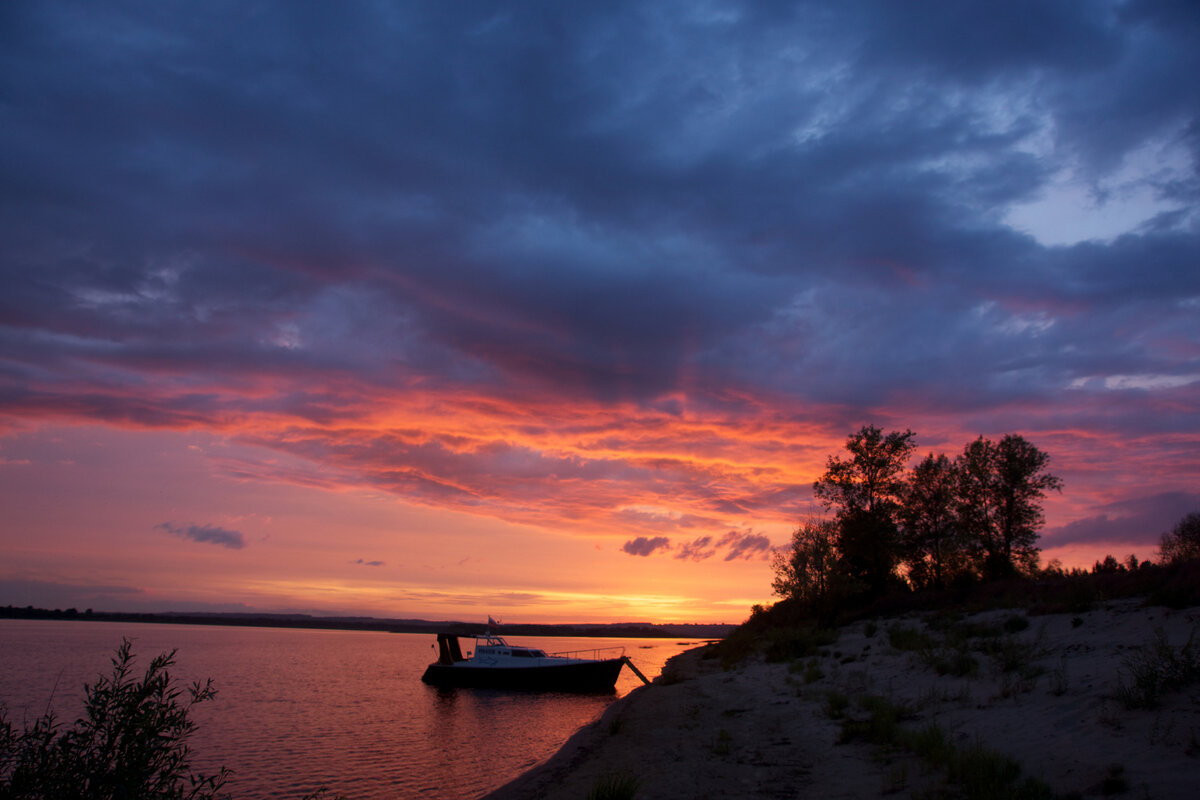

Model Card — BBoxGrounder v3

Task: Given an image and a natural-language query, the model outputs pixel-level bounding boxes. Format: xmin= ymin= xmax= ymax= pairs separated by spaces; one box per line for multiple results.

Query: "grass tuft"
xmin=887 ymin=625 xmax=936 ymax=652
xmin=586 ymin=771 xmax=641 ymax=800
xmin=1098 ymin=764 xmax=1128 ymax=795
xmin=764 ymin=626 xmax=839 ymax=663
xmin=1114 ymin=626 xmax=1200 ymax=709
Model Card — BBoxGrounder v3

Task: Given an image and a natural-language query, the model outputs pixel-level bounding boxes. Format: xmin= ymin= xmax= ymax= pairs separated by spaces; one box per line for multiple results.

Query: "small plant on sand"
xmin=824 ymin=690 xmax=850 ymax=719
xmin=927 ymin=644 xmax=979 ymax=678
xmin=1049 ymin=655 xmax=1069 ymax=696
xmin=982 ymin=634 xmax=1043 ymax=675
xmin=837 ymin=695 xmax=913 ymax=745
xmin=764 ymin=626 xmax=838 ymax=663
xmin=1098 ymin=763 xmax=1128 ymax=795
xmin=907 ymin=723 xmax=1056 ymax=800
xmin=887 ymin=624 xmax=935 ymax=653
xmin=883 ymin=762 xmax=909 ymax=793
xmin=1115 ymin=626 xmax=1200 ymax=709
xmin=586 ymin=771 xmax=641 ymax=800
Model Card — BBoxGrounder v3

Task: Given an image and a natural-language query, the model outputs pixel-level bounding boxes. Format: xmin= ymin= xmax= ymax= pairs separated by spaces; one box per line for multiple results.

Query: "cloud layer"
xmin=1 ymin=1 xmax=1197 ymax=586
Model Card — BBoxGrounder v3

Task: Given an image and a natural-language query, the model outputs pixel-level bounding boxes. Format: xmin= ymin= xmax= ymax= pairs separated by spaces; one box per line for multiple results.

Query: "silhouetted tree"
xmin=770 ymin=519 xmax=839 ymax=604
xmin=956 ymin=434 xmax=1062 ymax=578
xmin=899 ymin=453 xmax=963 ymax=589
xmin=1158 ymin=510 xmax=1200 ymax=564
xmin=814 ymin=425 xmax=916 ymax=594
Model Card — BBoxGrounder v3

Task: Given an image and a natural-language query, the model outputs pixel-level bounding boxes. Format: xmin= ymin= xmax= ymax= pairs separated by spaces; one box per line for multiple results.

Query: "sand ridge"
xmin=483 ymin=599 xmax=1199 ymax=799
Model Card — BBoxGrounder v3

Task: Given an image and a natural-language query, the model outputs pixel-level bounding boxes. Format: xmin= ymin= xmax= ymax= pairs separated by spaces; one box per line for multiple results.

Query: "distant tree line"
xmin=772 ymin=426 xmax=1200 ymax=613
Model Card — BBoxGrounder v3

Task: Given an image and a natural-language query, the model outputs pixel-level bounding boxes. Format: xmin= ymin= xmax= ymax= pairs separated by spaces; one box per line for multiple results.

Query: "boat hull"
xmin=421 ymin=657 xmax=625 ymax=692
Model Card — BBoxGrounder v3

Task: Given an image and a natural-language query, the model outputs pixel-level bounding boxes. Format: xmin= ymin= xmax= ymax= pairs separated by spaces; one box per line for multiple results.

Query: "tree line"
xmin=773 ymin=426 xmax=1200 ymax=612
xmin=772 ymin=425 xmax=1064 ymax=605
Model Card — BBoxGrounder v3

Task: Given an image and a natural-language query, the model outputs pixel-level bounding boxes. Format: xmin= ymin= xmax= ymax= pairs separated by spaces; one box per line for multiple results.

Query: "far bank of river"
xmin=0 ymin=604 xmax=733 ymax=639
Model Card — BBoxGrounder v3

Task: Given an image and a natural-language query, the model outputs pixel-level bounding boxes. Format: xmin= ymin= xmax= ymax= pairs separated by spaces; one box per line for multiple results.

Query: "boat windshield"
xmin=475 ymin=635 xmax=508 ymax=647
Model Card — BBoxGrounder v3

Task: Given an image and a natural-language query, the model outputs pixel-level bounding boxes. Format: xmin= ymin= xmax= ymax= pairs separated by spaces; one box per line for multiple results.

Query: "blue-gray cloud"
xmin=0 ymin=0 xmax=1197 ymax=538
xmin=633 ymin=530 xmax=773 ymax=561
xmin=718 ymin=531 xmax=773 ymax=562
xmin=354 ymin=558 xmax=385 ymax=567
xmin=1044 ymin=491 xmax=1200 ymax=550
xmin=156 ymin=522 xmax=246 ymax=550
xmin=622 ymin=536 xmax=671 ymax=557
xmin=2 ymin=1 xmax=1196 ymax=416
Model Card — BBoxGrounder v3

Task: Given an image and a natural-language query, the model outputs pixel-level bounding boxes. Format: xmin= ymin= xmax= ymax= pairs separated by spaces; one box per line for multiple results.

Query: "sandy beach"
xmin=484 ymin=599 xmax=1199 ymax=799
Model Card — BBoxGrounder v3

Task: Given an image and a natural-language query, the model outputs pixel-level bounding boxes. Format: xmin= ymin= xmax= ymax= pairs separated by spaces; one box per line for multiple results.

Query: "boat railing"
xmin=546 ymin=645 xmax=626 ymax=660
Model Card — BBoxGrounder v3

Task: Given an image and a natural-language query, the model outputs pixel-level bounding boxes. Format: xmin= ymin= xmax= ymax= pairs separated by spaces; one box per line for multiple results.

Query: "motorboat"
xmin=420 ymin=632 xmax=644 ymax=692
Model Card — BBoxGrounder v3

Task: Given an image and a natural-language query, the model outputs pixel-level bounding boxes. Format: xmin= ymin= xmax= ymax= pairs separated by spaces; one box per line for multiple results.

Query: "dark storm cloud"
xmin=0 ymin=1 xmax=1197 ymax=522
xmin=156 ymin=522 xmax=246 ymax=550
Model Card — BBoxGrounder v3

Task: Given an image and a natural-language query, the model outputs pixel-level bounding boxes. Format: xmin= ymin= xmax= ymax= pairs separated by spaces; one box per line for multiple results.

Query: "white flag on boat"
xmin=487 ymin=615 xmax=501 ymax=627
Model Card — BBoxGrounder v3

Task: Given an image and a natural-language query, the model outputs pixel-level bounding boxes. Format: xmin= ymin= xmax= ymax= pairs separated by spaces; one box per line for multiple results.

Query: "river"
xmin=0 ymin=619 xmax=701 ymax=799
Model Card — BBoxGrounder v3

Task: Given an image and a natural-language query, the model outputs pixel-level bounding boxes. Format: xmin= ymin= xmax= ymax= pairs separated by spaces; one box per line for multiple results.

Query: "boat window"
xmin=511 ymin=649 xmax=532 ymax=658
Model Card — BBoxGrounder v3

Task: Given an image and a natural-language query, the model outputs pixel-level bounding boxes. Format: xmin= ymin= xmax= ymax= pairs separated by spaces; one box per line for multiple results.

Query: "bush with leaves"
xmin=0 ymin=639 xmax=229 ymax=800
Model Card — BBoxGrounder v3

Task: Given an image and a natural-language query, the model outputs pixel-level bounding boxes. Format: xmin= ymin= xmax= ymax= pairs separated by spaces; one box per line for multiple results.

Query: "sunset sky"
xmin=2 ymin=1 xmax=1198 ymax=624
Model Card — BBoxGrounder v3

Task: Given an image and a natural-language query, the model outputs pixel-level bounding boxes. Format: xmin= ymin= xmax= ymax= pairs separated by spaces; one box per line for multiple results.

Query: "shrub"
xmin=837 ymin=695 xmax=913 ymax=745
xmin=0 ymin=639 xmax=229 ymax=800
xmin=1115 ymin=626 xmax=1200 ymax=709
xmin=763 ymin=626 xmax=838 ymax=663
xmin=824 ymin=690 xmax=850 ymax=719
xmin=586 ymin=771 xmax=641 ymax=800
xmin=929 ymin=647 xmax=979 ymax=677
xmin=887 ymin=625 xmax=935 ymax=652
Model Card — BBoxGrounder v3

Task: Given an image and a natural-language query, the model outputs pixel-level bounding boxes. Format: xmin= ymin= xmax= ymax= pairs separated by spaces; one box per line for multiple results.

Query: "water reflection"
xmin=0 ymin=621 xmax=700 ymax=800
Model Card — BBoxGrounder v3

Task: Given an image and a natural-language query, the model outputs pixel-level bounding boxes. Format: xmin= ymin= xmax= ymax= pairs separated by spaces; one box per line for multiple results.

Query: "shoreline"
xmin=0 ymin=606 xmax=732 ymax=640
xmin=483 ymin=599 xmax=1199 ymax=799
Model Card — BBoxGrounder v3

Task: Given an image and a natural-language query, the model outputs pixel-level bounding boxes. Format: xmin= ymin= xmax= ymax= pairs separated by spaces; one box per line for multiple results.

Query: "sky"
xmin=1 ymin=1 xmax=1198 ymax=624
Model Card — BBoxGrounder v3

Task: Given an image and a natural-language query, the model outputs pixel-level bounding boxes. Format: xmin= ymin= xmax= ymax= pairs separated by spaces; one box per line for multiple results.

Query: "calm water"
xmin=0 ymin=620 xmax=700 ymax=799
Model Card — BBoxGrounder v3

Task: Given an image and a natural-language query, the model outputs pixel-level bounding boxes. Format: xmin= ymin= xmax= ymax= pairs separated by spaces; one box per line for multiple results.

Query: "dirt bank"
xmin=483 ymin=599 xmax=1199 ymax=799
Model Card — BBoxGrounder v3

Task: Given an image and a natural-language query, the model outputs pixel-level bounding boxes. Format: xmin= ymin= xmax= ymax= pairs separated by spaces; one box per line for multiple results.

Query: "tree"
xmin=814 ymin=425 xmax=916 ymax=594
xmin=770 ymin=519 xmax=839 ymax=604
xmin=1158 ymin=511 xmax=1200 ymax=564
xmin=0 ymin=639 xmax=229 ymax=800
xmin=898 ymin=453 xmax=962 ymax=589
xmin=956 ymin=434 xmax=1062 ymax=578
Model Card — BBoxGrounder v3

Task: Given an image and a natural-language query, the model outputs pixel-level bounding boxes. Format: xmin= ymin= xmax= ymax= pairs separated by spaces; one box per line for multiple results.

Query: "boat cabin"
xmin=432 ymin=632 xmax=549 ymax=665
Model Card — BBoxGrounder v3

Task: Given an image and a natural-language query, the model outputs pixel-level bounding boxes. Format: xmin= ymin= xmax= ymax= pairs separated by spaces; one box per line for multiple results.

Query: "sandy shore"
xmin=483 ymin=599 xmax=1199 ymax=799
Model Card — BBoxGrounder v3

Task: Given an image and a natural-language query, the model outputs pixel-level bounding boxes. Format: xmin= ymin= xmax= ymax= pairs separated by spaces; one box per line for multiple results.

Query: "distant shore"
xmin=484 ymin=598 xmax=1199 ymax=799
xmin=0 ymin=605 xmax=734 ymax=639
